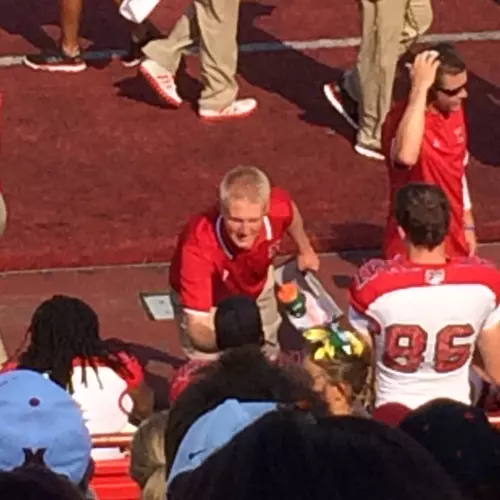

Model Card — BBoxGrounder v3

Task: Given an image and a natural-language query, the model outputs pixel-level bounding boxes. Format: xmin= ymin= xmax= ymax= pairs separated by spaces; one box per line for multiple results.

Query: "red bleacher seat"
xmin=90 ymin=434 xmax=141 ymax=500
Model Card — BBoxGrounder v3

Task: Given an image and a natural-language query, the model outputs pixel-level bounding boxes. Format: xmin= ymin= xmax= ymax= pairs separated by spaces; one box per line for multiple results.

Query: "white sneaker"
xmin=323 ymin=82 xmax=359 ymax=130
xmin=198 ymin=98 xmax=258 ymax=121
xmin=139 ymin=59 xmax=182 ymax=107
xmin=354 ymin=142 xmax=386 ymax=161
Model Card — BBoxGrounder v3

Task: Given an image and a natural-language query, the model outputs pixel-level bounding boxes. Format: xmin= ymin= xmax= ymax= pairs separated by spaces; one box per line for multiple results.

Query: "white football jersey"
xmin=348 ymin=255 xmax=500 ymax=409
xmin=71 ymin=365 xmax=136 ymax=460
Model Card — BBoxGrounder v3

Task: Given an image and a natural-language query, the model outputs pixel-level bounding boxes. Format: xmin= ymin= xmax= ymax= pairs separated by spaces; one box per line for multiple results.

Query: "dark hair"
xmin=0 ymin=466 xmax=85 ymax=500
xmin=166 ymin=346 xmax=327 ymax=471
xmin=394 ymin=182 xmax=450 ymax=249
xmin=169 ymin=411 xmax=465 ymax=500
xmin=16 ymin=295 xmax=129 ymax=392
xmin=431 ymin=42 xmax=466 ymax=87
xmin=399 ymin=398 xmax=500 ymax=500
xmin=214 ymin=295 xmax=264 ymax=350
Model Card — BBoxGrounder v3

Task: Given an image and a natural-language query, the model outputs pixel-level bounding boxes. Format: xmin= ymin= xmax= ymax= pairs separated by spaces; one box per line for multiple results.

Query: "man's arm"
xmin=392 ymin=85 xmax=428 ymax=167
xmin=175 ymin=238 xmax=218 ymax=354
xmin=287 ymin=202 xmax=319 ymax=271
xmin=462 ymin=174 xmax=477 ymax=255
xmin=185 ymin=312 xmax=218 ymax=353
xmin=392 ymin=51 xmax=441 ymax=167
xmin=477 ymin=321 xmax=500 ymax=384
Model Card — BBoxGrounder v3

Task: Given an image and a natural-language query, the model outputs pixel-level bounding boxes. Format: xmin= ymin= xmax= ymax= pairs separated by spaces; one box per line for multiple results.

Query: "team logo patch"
xmin=425 ymin=269 xmax=445 ymax=285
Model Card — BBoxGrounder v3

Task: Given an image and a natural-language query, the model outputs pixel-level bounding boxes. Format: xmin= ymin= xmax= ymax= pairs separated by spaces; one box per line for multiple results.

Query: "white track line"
xmin=0 ymin=29 xmax=499 ymax=68
xmin=2 ymin=241 xmax=500 ymax=277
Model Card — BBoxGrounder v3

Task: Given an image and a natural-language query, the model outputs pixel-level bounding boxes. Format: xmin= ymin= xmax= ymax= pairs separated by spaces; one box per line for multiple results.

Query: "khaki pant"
xmin=344 ymin=0 xmax=433 ymax=149
xmin=0 ymin=339 xmax=7 ymax=366
xmin=0 ymin=193 xmax=7 ymax=366
xmin=142 ymin=0 xmax=240 ymax=111
xmin=170 ymin=267 xmax=282 ymax=360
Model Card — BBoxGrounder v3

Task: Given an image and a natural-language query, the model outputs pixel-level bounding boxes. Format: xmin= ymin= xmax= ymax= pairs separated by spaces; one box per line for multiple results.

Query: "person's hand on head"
xmin=407 ymin=50 xmax=441 ymax=91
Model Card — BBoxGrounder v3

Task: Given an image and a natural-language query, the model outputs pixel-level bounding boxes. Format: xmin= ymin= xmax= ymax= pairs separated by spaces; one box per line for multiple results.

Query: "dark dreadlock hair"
xmin=16 ymin=295 xmax=129 ymax=393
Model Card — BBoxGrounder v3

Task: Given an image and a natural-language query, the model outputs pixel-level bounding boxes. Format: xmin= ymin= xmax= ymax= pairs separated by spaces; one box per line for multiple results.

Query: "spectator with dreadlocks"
xmin=1 ymin=295 xmax=154 ymax=459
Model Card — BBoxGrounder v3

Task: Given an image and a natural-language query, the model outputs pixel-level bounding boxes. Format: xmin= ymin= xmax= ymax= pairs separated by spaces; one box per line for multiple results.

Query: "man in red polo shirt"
xmin=382 ymin=43 xmax=475 ymax=259
xmin=169 ymin=166 xmax=319 ymax=359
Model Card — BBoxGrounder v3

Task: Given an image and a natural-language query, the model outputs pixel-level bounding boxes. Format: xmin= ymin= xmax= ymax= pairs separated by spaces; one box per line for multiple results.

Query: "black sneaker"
xmin=323 ymin=76 xmax=359 ymax=129
xmin=121 ymin=33 xmax=156 ymax=68
xmin=121 ymin=39 xmax=143 ymax=68
xmin=23 ymin=49 xmax=86 ymax=73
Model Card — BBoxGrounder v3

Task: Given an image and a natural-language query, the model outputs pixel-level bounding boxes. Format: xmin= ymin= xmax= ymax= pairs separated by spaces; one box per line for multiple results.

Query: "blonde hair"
xmin=130 ymin=411 xmax=169 ymax=500
xmin=307 ymin=342 xmax=374 ymax=410
xmin=219 ymin=166 xmax=271 ymax=212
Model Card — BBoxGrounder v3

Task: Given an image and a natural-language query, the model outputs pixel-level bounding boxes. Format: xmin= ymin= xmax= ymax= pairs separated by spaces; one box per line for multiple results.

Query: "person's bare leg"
xmin=60 ymin=0 xmax=83 ymax=55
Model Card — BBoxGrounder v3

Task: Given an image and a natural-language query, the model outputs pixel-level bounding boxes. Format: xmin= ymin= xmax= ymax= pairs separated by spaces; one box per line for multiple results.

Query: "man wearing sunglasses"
xmin=381 ymin=43 xmax=474 ymax=259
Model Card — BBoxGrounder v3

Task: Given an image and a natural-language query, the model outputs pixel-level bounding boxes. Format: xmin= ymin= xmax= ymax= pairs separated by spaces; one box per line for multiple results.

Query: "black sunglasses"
xmin=435 ymin=83 xmax=467 ymax=97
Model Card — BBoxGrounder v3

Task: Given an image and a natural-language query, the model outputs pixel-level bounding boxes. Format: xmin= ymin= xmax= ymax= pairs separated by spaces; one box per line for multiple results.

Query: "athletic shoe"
xmin=198 ymin=98 xmax=258 ymax=122
xmin=139 ymin=58 xmax=182 ymax=107
xmin=354 ymin=142 xmax=385 ymax=161
xmin=121 ymin=40 xmax=143 ymax=68
xmin=121 ymin=34 xmax=155 ymax=68
xmin=323 ymin=80 xmax=359 ymax=129
xmin=23 ymin=50 xmax=87 ymax=73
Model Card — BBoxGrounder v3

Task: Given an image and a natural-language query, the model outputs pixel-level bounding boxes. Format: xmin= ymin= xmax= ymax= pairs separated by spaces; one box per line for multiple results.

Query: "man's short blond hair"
xmin=219 ymin=166 xmax=271 ymax=211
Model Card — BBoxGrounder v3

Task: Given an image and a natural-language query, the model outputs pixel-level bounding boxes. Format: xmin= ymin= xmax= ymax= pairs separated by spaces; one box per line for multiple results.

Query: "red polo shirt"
xmin=382 ymin=101 xmax=469 ymax=259
xmin=169 ymin=188 xmax=294 ymax=314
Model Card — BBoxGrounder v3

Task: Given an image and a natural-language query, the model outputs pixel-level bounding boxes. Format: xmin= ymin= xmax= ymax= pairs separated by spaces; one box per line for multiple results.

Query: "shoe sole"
xmin=198 ymin=105 xmax=257 ymax=122
xmin=121 ymin=58 xmax=142 ymax=68
xmin=139 ymin=65 xmax=182 ymax=108
xmin=323 ymin=84 xmax=359 ymax=130
xmin=354 ymin=143 xmax=385 ymax=161
xmin=23 ymin=56 xmax=86 ymax=73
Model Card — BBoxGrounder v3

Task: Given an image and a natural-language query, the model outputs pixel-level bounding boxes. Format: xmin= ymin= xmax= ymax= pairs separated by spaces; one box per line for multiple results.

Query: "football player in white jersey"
xmin=348 ymin=182 xmax=500 ymax=409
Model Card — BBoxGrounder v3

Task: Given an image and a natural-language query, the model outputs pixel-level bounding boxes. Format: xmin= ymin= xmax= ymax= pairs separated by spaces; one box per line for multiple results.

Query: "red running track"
xmin=0 ymin=0 xmax=499 ymax=270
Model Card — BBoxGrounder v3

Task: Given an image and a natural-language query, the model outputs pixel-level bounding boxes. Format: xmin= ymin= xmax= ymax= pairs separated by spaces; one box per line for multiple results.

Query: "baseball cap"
xmin=215 ymin=295 xmax=264 ymax=350
xmin=167 ymin=399 xmax=277 ymax=488
xmin=0 ymin=370 xmax=92 ymax=485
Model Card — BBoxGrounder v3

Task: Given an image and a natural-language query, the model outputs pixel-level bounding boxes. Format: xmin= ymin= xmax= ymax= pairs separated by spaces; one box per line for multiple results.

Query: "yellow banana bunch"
xmin=303 ymin=325 xmax=365 ymax=361
xmin=303 ymin=327 xmax=335 ymax=360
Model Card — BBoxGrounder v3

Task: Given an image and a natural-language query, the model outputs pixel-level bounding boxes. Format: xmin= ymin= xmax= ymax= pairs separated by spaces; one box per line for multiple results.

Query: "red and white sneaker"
xmin=323 ymin=81 xmax=359 ymax=130
xmin=139 ymin=59 xmax=182 ymax=107
xmin=198 ymin=98 xmax=258 ymax=122
xmin=354 ymin=142 xmax=385 ymax=161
